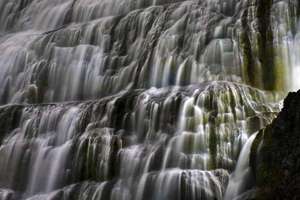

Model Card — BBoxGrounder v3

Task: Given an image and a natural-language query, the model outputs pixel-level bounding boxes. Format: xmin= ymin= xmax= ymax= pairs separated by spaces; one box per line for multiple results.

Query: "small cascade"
xmin=289 ymin=30 xmax=300 ymax=91
xmin=224 ymin=132 xmax=258 ymax=200
xmin=0 ymin=83 xmax=279 ymax=200
xmin=0 ymin=0 xmax=299 ymax=200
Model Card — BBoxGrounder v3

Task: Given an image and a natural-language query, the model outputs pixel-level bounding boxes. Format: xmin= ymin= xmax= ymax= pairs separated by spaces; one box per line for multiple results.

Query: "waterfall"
xmin=224 ymin=132 xmax=258 ymax=200
xmin=290 ymin=30 xmax=300 ymax=91
xmin=0 ymin=0 xmax=299 ymax=200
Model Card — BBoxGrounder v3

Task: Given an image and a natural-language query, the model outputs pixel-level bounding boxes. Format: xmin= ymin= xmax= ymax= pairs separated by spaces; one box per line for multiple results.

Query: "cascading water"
xmin=224 ymin=132 xmax=258 ymax=200
xmin=0 ymin=0 xmax=299 ymax=200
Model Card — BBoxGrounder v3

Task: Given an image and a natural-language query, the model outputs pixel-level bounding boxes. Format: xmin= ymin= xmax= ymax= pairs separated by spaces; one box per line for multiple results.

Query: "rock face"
xmin=250 ymin=90 xmax=300 ymax=199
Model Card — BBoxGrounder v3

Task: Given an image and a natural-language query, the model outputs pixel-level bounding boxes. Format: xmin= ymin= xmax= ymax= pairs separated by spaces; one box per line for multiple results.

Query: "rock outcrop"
xmin=250 ymin=90 xmax=300 ymax=199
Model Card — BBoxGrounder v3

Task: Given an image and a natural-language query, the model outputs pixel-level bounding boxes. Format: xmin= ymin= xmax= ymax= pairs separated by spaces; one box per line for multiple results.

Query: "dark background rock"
xmin=250 ymin=90 xmax=300 ymax=200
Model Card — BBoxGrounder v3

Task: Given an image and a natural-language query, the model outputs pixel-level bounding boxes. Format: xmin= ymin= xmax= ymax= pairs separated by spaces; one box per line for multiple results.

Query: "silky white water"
xmin=224 ymin=132 xmax=258 ymax=200
xmin=0 ymin=0 xmax=298 ymax=200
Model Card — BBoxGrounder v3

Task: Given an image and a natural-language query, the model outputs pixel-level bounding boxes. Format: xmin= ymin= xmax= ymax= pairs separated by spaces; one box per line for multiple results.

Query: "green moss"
xmin=273 ymin=57 xmax=287 ymax=91
xmin=26 ymin=85 xmax=38 ymax=104
xmin=239 ymin=29 xmax=258 ymax=87
xmin=208 ymin=125 xmax=217 ymax=169
xmin=239 ymin=0 xmax=290 ymax=92
xmin=0 ymin=105 xmax=23 ymax=143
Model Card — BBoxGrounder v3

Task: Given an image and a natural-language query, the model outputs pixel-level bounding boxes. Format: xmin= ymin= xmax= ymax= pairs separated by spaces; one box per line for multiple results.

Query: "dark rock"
xmin=234 ymin=189 xmax=257 ymax=200
xmin=250 ymin=90 xmax=300 ymax=199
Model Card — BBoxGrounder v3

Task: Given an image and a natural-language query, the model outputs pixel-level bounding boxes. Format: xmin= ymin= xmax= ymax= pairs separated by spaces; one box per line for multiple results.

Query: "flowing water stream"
xmin=0 ymin=0 xmax=299 ymax=200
